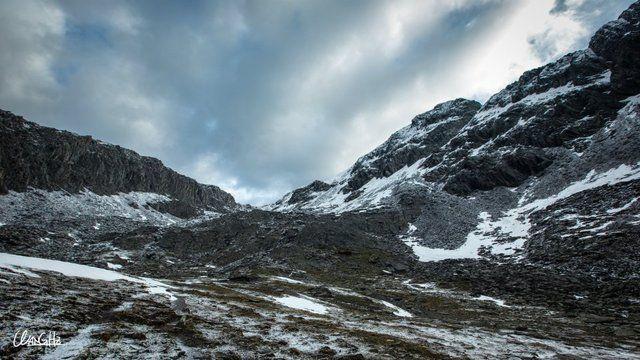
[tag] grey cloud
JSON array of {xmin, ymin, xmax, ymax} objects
[
  {"xmin": 550, "ymin": 0, "xmax": 569, "ymax": 14},
  {"xmin": 531, "ymin": 0, "xmax": 635, "ymax": 63},
  {"xmin": 0, "ymin": 0, "xmax": 633, "ymax": 204}
]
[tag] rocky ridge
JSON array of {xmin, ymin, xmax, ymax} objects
[{"xmin": 0, "ymin": 110, "xmax": 237, "ymax": 217}]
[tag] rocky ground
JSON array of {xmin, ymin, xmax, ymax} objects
[
  {"xmin": 1, "ymin": 197, "xmax": 639, "ymax": 358},
  {"xmin": 2, "ymin": 251, "xmax": 639, "ymax": 359}
]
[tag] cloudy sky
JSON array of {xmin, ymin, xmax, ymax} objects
[{"xmin": 0, "ymin": 0, "xmax": 634, "ymax": 204}]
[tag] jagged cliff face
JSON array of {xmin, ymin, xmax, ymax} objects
[
  {"xmin": 0, "ymin": 111, "xmax": 236, "ymax": 216},
  {"xmin": 268, "ymin": 99, "xmax": 481, "ymax": 212},
  {"xmin": 343, "ymin": 98, "xmax": 482, "ymax": 194}
]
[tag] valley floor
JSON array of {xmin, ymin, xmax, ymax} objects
[{"xmin": 1, "ymin": 252, "xmax": 638, "ymax": 359}]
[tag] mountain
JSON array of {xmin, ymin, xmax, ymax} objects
[
  {"xmin": 272, "ymin": 2, "xmax": 640, "ymax": 214},
  {"xmin": 0, "ymin": 110, "xmax": 237, "ymax": 218},
  {"xmin": 267, "ymin": 2, "xmax": 640, "ymax": 273},
  {"xmin": 1, "ymin": 2, "xmax": 640, "ymax": 359}
]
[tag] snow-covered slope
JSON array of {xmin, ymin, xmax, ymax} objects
[{"xmin": 0, "ymin": 189, "xmax": 181, "ymax": 227}]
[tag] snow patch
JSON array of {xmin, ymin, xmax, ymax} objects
[
  {"xmin": 402, "ymin": 163, "xmax": 640, "ymax": 262},
  {"xmin": 272, "ymin": 295, "xmax": 329, "ymax": 315},
  {"xmin": 474, "ymin": 295, "xmax": 510, "ymax": 308},
  {"xmin": 0, "ymin": 252, "xmax": 174, "ymax": 299},
  {"xmin": 400, "ymin": 213, "xmax": 499, "ymax": 262},
  {"xmin": 379, "ymin": 300, "xmax": 413, "ymax": 318},
  {"xmin": 272, "ymin": 276, "xmax": 306, "ymax": 285},
  {"xmin": 607, "ymin": 197, "xmax": 638, "ymax": 214},
  {"xmin": 106, "ymin": 262, "xmax": 123, "ymax": 270}
]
